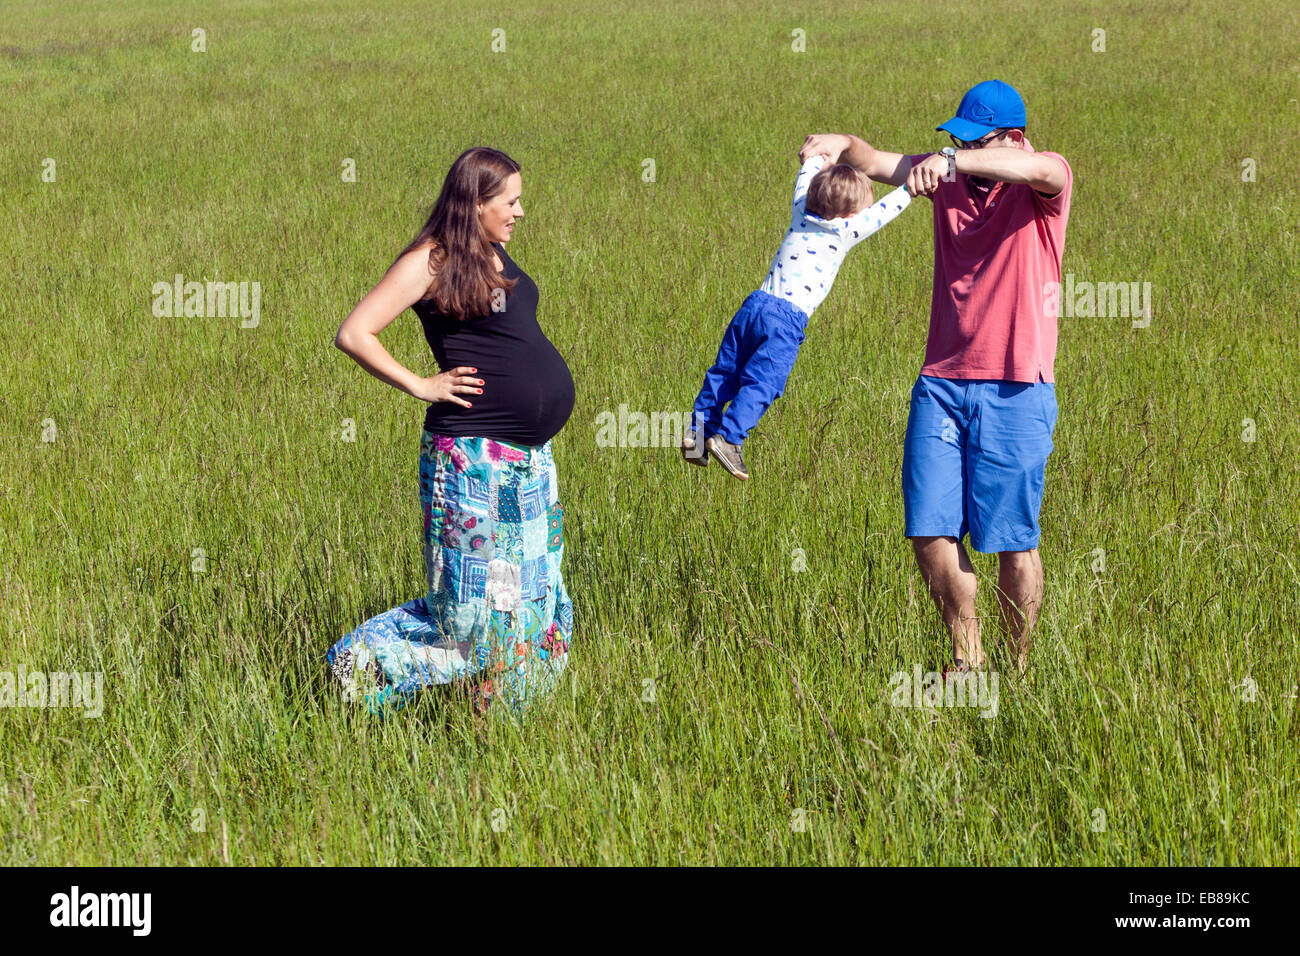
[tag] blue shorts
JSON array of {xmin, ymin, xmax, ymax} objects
[{"xmin": 902, "ymin": 374, "xmax": 1058, "ymax": 554}]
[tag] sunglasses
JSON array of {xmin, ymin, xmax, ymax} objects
[{"xmin": 950, "ymin": 129, "xmax": 1006, "ymax": 150}]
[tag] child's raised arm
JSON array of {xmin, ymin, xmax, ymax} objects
[
  {"xmin": 791, "ymin": 153, "xmax": 826, "ymax": 211},
  {"xmin": 841, "ymin": 184, "xmax": 913, "ymax": 247}
]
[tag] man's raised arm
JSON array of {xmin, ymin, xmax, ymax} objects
[
  {"xmin": 799, "ymin": 133, "xmax": 912, "ymax": 186},
  {"xmin": 954, "ymin": 146, "xmax": 1067, "ymax": 196}
]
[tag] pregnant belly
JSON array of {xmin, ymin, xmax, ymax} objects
[{"xmin": 425, "ymin": 347, "xmax": 574, "ymax": 446}]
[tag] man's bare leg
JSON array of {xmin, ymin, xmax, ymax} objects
[
  {"xmin": 996, "ymin": 548, "xmax": 1043, "ymax": 673},
  {"xmin": 911, "ymin": 535, "xmax": 983, "ymax": 667}
]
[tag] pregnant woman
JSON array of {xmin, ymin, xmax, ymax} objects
[{"xmin": 328, "ymin": 146, "xmax": 575, "ymax": 716}]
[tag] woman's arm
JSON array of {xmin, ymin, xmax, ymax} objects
[{"xmin": 334, "ymin": 246, "xmax": 483, "ymax": 408}]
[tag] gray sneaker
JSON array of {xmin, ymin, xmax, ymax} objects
[
  {"xmin": 706, "ymin": 436, "xmax": 749, "ymax": 480},
  {"xmin": 681, "ymin": 428, "xmax": 708, "ymax": 467}
]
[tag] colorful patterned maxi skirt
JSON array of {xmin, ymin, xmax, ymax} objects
[{"xmin": 326, "ymin": 431, "xmax": 572, "ymax": 715}]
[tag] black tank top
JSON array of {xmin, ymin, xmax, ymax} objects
[{"xmin": 413, "ymin": 243, "xmax": 574, "ymax": 447}]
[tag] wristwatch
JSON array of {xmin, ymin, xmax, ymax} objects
[{"xmin": 939, "ymin": 146, "xmax": 957, "ymax": 179}]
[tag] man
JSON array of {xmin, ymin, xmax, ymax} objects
[{"xmin": 802, "ymin": 79, "xmax": 1073, "ymax": 674}]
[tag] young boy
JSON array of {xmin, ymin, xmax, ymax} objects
[{"xmin": 684, "ymin": 150, "xmax": 912, "ymax": 479}]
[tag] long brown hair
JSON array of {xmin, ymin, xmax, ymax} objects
[{"xmin": 398, "ymin": 147, "xmax": 520, "ymax": 320}]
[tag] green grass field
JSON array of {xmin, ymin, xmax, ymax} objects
[{"xmin": 2, "ymin": 0, "xmax": 1297, "ymax": 865}]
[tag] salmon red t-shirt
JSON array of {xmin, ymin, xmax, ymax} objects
[{"xmin": 904, "ymin": 151, "xmax": 1072, "ymax": 383}]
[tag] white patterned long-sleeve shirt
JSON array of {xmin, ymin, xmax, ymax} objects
[{"xmin": 759, "ymin": 155, "xmax": 911, "ymax": 316}]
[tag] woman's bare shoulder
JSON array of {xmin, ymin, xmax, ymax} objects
[{"xmin": 398, "ymin": 240, "xmax": 440, "ymax": 300}]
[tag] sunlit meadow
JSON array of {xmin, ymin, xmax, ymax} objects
[{"xmin": 1, "ymin": 0, "xmax": 1297, "ymax": 864}]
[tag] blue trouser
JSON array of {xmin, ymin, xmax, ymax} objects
[{"xmin": 692, "ymin": 290, "xmax": 809, "ymax": 445}]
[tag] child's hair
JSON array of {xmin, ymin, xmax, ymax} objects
[{"xmin": 805, "ymin": 164, "xmax": 874, "ymax": 219}]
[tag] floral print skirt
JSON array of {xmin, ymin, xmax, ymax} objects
[{"xmin": 327, "ymin": 430, "xmax": 572, "ymax": 715}]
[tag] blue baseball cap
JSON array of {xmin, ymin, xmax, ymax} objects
[{"xmin": 937, "ymin": 80, "xmax": 1027, "ymax": 142}]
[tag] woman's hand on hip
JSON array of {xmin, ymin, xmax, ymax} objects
[{"xmin": 414, "ymin": 367, "xmax": 484, "ymax": 407}]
